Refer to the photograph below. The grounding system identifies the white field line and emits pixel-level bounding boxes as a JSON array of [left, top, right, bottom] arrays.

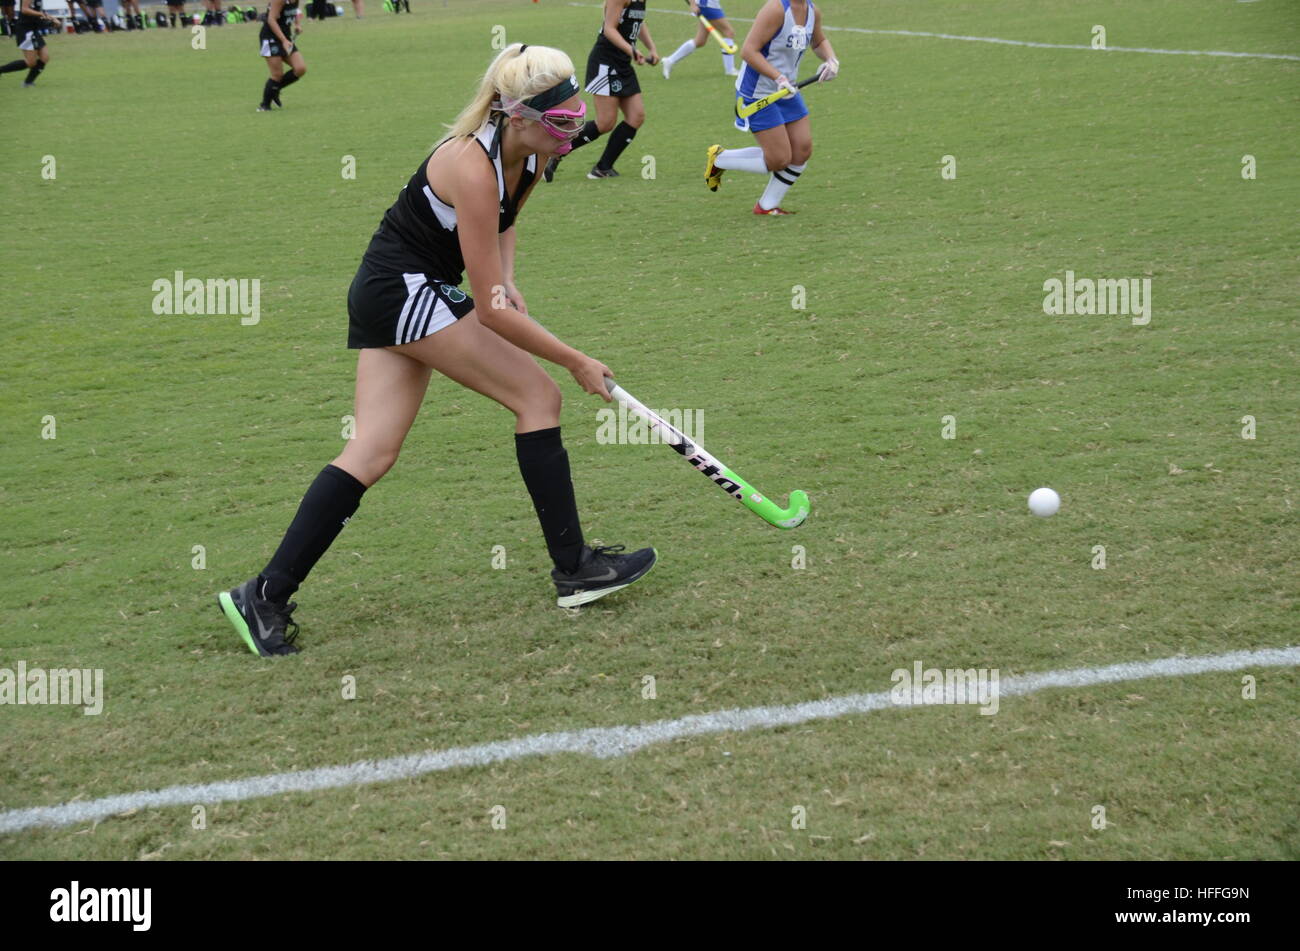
[[1, 646, 1296, 835], [569, 4, 1300, 62]]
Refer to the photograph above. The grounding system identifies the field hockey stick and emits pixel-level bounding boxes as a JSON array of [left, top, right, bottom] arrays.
[[604, 378, 810, 529], [686, 0, 738, 54], [736, 74, 820, 119]]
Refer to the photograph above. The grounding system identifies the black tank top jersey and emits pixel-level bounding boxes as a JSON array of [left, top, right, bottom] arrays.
[[19, 0, 45, 28], [594, 0, 646, 61], [264, 0, 297, 34], [361, 116, 538, 283]]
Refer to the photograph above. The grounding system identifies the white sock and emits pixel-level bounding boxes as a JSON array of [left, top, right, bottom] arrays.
[[759, 162, 806, 210], [722, 53, 735, 72], [668, 40, 696, 65], [715, 147, 769, 174]]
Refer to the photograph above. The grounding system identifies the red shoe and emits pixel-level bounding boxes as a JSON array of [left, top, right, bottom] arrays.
[[753, 203, 795, 216]]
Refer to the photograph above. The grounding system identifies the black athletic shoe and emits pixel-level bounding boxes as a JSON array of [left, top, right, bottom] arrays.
[[552, 544, 657, 608], [543, 155, 561, 183], [587, 165, 620, 179], [217, 578, 301, 656]]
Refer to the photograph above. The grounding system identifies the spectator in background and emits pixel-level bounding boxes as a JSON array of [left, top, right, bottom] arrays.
[[84, 0, 105, 31]]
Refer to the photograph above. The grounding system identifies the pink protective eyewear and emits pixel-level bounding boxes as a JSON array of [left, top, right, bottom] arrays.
[[498, 96, 587, 153]]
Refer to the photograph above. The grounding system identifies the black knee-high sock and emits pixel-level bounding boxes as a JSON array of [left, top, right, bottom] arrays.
[[565, 120, 602, 153], [595, 121, 637, 171], [261, 77, 279, 107], [24, 61, 43, 85], [515, 427, 584, 573], [0, 59, 25, 74], [259, 464, 368, 602], [278, 69, 299, 89]]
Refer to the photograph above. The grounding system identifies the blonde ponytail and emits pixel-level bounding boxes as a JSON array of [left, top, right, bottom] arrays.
[[439, 44, 578, 145]]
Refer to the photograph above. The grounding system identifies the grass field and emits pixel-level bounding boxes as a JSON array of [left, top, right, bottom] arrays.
[[1, 0, 1297, 860]]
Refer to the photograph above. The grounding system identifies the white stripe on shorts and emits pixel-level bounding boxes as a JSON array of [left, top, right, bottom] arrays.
[[19, 31, 38, 52], [420, 296, 456, 340], [404, 287, 437, 343], [393, 273, 429, 346], [585, 63, 613, 96]]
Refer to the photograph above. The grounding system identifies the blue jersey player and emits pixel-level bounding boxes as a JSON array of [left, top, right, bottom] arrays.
[[661, 1, 739, 78], [704, 0, 838, 215]]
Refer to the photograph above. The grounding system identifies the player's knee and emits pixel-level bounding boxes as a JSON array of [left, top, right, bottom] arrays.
[[596, 116, 618, 134], [361, 446, 401, 484], [793, 143, 812, 165], [766, 149, 791, 172], [338, 441, 400, 485], [513, 375, 562, 426], [627, 109, 645, 129], [293, 63, 307, 77], [532, 376, 563, 421]]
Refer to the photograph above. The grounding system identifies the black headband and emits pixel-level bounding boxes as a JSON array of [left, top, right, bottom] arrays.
[[522, 73, 581, 112]]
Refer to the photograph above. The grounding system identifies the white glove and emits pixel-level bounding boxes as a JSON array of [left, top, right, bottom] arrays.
[[775, 74, 798, 97], [817, 58, 839, 82]]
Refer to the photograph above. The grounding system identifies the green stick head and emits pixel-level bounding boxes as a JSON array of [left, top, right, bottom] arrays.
[[726, 466, 810, 529]]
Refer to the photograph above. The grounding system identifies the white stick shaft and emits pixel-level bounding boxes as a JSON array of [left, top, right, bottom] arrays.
[[606, 381, 742, 498]]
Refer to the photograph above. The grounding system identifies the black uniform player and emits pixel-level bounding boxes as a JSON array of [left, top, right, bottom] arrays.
[[544, 0, 658, 182], [216, 44, 655, 657], [1, 0, 54, 87], [257, 0, 306, 111]]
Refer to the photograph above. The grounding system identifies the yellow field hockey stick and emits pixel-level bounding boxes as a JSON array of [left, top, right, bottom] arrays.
[[735, 75, 819, 119], [687, 1, 739, 55]]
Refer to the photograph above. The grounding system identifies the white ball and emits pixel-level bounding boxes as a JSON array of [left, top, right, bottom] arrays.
[[1028, 487, 1060, 517]]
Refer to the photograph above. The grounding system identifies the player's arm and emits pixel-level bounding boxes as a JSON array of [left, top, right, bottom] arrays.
[[456, 155, 605, 391], [498, 170, 542, 311], [741, 1, 790, 84], [497, 225, 530, 315], [497, 225, 533, 317], [638, 23, 659, 63], [20, 0, 51, 19], [811, 5, 838, 80], [602, 0, 636, 58], [498, 227, 518, 288], [461, 169, 613, 399]]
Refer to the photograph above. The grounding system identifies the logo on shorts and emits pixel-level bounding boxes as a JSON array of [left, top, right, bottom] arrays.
[[611, 79, 623, 93], [441, 284, 467, 303]]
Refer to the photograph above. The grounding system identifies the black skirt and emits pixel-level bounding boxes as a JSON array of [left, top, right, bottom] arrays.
[[346, 258, 475, 350], [585, 46, 641, 98]]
